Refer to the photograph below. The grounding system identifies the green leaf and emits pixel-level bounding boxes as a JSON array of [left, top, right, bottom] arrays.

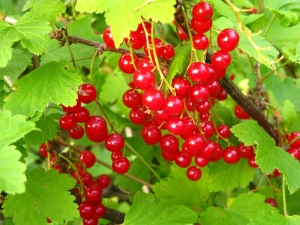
[[265, 0, 300, 27], [0, 145, 26, 194], [208, 159, 255, 192], [24, 113, 60, 145], [75, 0, 111, 14], [165, 44, 191, 92], [3, 168, 78, 225], [238, 31, 279, 69], [23, 0, 65, 22], [0, 110, 35, 146], [0, 21, 17, 67], [282, 42, 300, 63], [4, 61, 82, 117], [279, 100, 297, 129], [0, 49, 32, 81], [231, 120, 300, 193], [248, 211, 300, 225], [123, 192, 198, 225], [199, 193, 276, 225], [206, 0, 238, 22], [153, 165, 210, 212]]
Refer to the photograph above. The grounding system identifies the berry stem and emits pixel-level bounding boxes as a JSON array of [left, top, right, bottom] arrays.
[[125, 141, 162, 182], [53, 136, 153, 188], [264, 14, 276, 38], [90, 50, 99, 84], [282, 176, 289, 216], [62, 29, 77, 69]]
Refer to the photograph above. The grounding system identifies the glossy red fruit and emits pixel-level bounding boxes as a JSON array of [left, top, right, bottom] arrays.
[[201, 121, 215, 138], [112, 157, 130, 174], [78, 84, 97, 104], [69, 125, 85, 139], [172, 76, 191, 98], [217, 124, 231, 139], [119, 53, 139, 74], [164, 95, 184, 117], [97, 174, 111, 188], [193, 33, 209, 50], [192, 1, 213, 23], [166, 117, 184, 135], [191, 18, 213, 33], [248, 156, 258, 168], [133, 68, 156, 90], [195, 155, 209, 167], [238, 143, 255, 158], [105, 134, 124, 152], [210, 143, 223, 162], [62, 99, 81, 113], [217, 28, 240, 51], [206, 80, 220, 97], [74, 107, 90, 123], [175, 152, 192, 168], [234, 105, 250, 119], [122, 89, 142, 108], [288, 132, 300, 148], [176, 22, 188, 40], [143, 37, 163, 59], [111, 151, 123, 161], [188, 62, 210, 83], [84, 183, 102, 203], [83, 217, 98, 225], [59, 114, 77, 130], [180, 116, 196, 139], [141, 122, 162, 145], [39, 143, 51, 158], [79, 151, 96, 168], [129, 108, 147, 124], [287, 147, 300, 160], [189, 84, 210, 103], [185, 97, 195, 111], [216, 86, 228, 100], [184, 133, 206, 155], [137, 56, 155, 71], [186, 166, 202, 181], [160, 134, 179, 153], [223, 146, 241, 164], [212, 50, 231, 70], [195, 100, 211, 114], [142, 88, 165, 111], [85, 116, 108, 143], [161, 150, 178, 161], [81, 172, 93, 186], [103, 26, 116, 48], [264, 198, 277, 208], [125, 31, 145, 50], [78, 201, 95, 218], [94, 203, 106, 219], [161, 44, 175, 59]]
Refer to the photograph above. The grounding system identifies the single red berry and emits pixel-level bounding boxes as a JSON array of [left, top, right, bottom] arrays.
[[125, 31, 145, 50], [186, 166, 202, 181], [217, 124, 231, 139], [112, 157, 130, 174], [212, 50, 231, 70], [39, 143, 51, 158], [193, 33, 209, 50], [85, 116, 108, 143], [172, 76, 191, 98], [83, 217, 98, 225], [133, 68, 156, 90], [81, 172, 94, 186], [94, 203, 106, 219], [195, 155, 209, 167], [105, 134, 124, 152], [97, 174, 111, 188], [78, 201, 95, 219], [217, 28, 240, 51], [143, 37, 163, 59], [176, 22, 188, 40], [264, 198, 277, 208], [62, 99, 81, 113], [191, 18, 212, 33], [119, 53, 139, 74], [142, 88, 165, 111], [79, 151, 96, 168], [195, 100, 211, 114], [201, 140, 217, 159], [180, 116, 197, 139], [122, 89, 142, 109], [210, 143, 223, 162], [287, 147, 300, 160], [200, 112, 210, 121], [206, 80, 220, 97], [288, 132, 300, 148], [216, 86, 228, 100], [84, 183, 102, 203], [185, 97, 195, 112], [175, 152, 192, 168], [201, 121, 215, 138], [248, 156, 258, 168], [252, 8, 257, 14], [161, 44, 175, 59], [111, 151, 123, 161], [184, 133, 206, 156], [59, 114, 77, 130], [69, 125, 85, 139], [215, 68, 227, 80], [74, 107, 90, 123], [189, 84, 210, 103], [188, 62, 210, 83], [141, 122, 162, 145], [192, 1, 213, 23], [161, 150, 178, 161], [160, 134, 179, 153], [103, 26, 116, 48], [137, 56, 155, 71], [223, 146, 241, 164], [166, 117, 184, 135], [238, 143, 255, 158], [78, 84, 97, 104], [129, 108, 147, 124], [234, 105, 250, 119], [54, 165, 62, 173], [164, 95, 184, 117]]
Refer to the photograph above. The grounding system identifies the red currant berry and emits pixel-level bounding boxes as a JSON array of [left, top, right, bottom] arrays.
[[62, 99, 81, 113], [184, 133, 206, 155], [189, 84, 210, 103], [264, 198, 277, 208], [137, 56, 155, 71], [85, 116, 108, 143], [78, 84, 97, 104], [78, 201, 95, 219], [112, 157, 130, 174], [83, 218, 98, 225], [79, 151, 96, 168], [142, 88, 165, 111], [216, 86, 228, 100], [160, 134, 179, 153], [119, 53, 139, 74], [103, 26, 116, 48], [210, 143, 223, 162], [175, 152, 192, 168], [81, 172, 94, 186], [176, 22, 188, 40], [129, 108, 147, 124], [238, 143, 255, 158], [141, 122, 162, 145], [186, 166, 202, 181], [212, 50, 231, 70], [195, 155, 209, 167], [164, 95, 184, 117], [180, 116, 197, 139], [185, 97, 195, 111], [206, 80, 220, 97], [202, 140, 218, 159], [125, 31, 145, 50], [84, 183, 102, 203], [288, 132, 300, 148], [69, 125, 85, 139], [172, 76, 191, 98], [223, 146, 241, 164], [161, 44, 175, 59], [97, 174, 111, 188], [195, 100, 211, 114], [287, 147, 300, 160], [193, 33, 209, 50], [217, 28, 240, 52], [217, 124, 231, 139], [161, 150, 178, 161], [133, 68, 155, 90], [94, 203, 106, 219], [248, 156, 258, 168], [234, 105, 250, 119], [192, 1, 213, 23], [166, 117, 184, 135], [59, 114, 77, 130], [111, 151, 123, 161], [191, 18, 212, 33], [39, 143, 51, 158], [74, 107, 90, 123], [105, 134, 124, 152], [201, 121, 215, 138], [188, 62, 210, 83]]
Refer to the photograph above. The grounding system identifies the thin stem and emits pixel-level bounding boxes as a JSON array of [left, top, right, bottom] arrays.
[[62, 30, 77, 69], [53, 136, 153, 189], [95, 100, 116, 133], [125, 141, 162, 181], [90, 50, 99, 84], [260, 60, 290, 82], [264, 14, 276, 37], [282, 176, 288, 216]]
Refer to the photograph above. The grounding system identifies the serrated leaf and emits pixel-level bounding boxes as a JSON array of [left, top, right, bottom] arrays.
[[231, 120, 300, 193], [206, 0, 238, 22], [0, 48, 32, 81], [153, 165, 210, 212], [4, 61, 82, 117], [238, 30, 279, 69], [3, 168, 78, 225], [199, 193, 276, 225], [0, 145, 26, 194], [23, 0, 65, 22], [282, 42, 300, 63], [75, 0, 111, 14], [208, 159, 255, 192], [0, 21, 17, 67], [0, 110, 35, 146], [265, 0, 300, 27], [165, 44, 191, 92], [248, 211, 300, 225], [279, 100, 297, 129], [123, 192, 198, 225], [24, 114, 60, 145]]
